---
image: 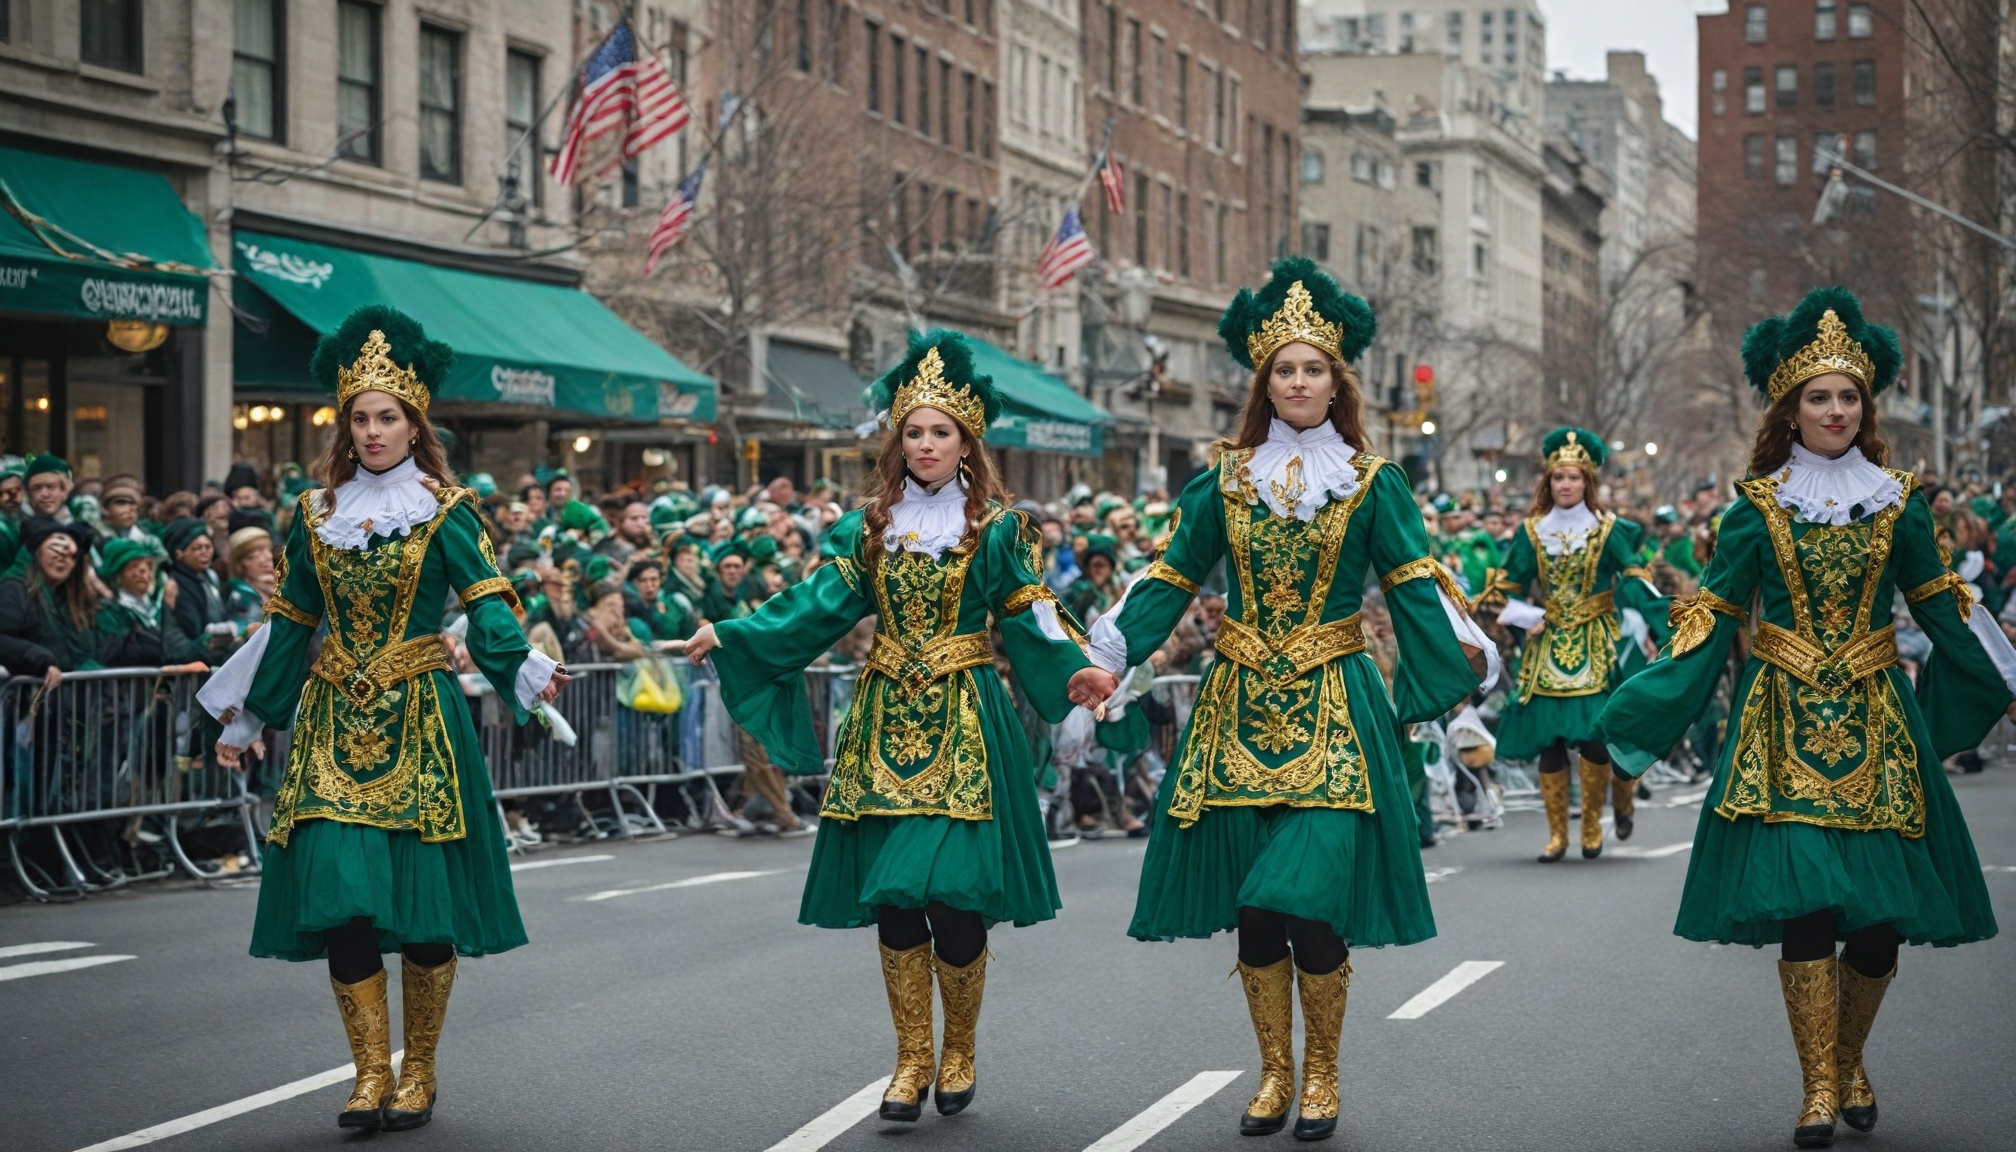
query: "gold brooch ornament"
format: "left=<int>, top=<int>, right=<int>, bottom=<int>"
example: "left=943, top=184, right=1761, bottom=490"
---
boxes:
left=1766, top=309, right=1875, bottom=402
left=337, top=329, right=433, bottom=415
left=1546, top=429, right=1597, bottom=473
left=1247, top=281, right=1346, bottom=367
left=888, top=347, right=989, bottom=437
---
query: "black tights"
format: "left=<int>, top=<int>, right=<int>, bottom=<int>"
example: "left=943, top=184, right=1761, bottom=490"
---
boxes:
left=325, top=916, right=455, bottom=985
left=876, top=903, right=987, bottom=968
left=1781, top=910, right=1899, bottom=977
left=1537, top=739, right=1611, bottom=774
left=1236, top=906, right=1348, bottom=976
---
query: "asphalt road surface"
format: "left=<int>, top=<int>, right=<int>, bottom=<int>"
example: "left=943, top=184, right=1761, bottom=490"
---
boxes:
left=6, top=764, right=2014, bottom=1152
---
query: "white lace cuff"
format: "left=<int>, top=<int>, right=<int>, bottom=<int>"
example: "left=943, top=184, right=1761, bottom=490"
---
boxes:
left=1497, top=597, right=1546, bottom=630
left=1965, top=602, right=2016, bottom=697
left=196, top=622, right=271, bottom=725
left=219, top=708, right=265, bottom=749
left=515, top=649, right=559, bottom=711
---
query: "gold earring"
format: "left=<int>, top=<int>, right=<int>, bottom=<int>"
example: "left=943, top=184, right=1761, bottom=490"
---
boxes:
left=347, top=447, right=358, bottom=461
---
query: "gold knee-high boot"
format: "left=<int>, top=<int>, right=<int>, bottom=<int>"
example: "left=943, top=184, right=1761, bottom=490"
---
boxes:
left=330, top=969, right=395, bottom=1130
left=1836, top=961, right=1895, bottom=1133
left=1779, top=957, right=1840, bottom=1148
left=1578, top=759, right=1608, bottom=858
left=878, top=943, right=936, bottom=1122
left=1293, top=961, right=1350, bottom=1142
left=383, top=955, right=457, bottom=1131
left=1537, top=770, right=1570, bottom=862
left=932, top=951, right=986, bottom=1116
left=1610, top=772, right=1636, bottom=840
left=1236, top=958, right=1295, bottom=1135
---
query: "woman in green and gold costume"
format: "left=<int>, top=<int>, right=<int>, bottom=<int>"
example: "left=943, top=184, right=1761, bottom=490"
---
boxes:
left=203, top=307, right=566, bottom=1134
left=1475, top=428, right=1666, bottom=861
left=684, top=331, right=1114, bottom=1124
left=1085, top=259, right=1494, bottom=1142
left=1601, top=288, right=2009, bottom=1149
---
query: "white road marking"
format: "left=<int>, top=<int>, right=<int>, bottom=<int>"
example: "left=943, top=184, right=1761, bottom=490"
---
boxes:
left=762, top=1076, right=891, bottom=1151
left=0, top=955, right=135, bottom=982
left=1083, top=1070, right=1243, bottom=1152
left=72, top=1051, right=404, bottom=1151
left=582, top=868, right=788, bottom=902
left=1984, top=865, right=2016, bottom=873
left=0, top=940, right=94, bottom=960
left=1423, top=866, right=1462, bottom=883
left=1665, top=790, right=1709, bottom=808
left=1387, top=961, right=1505, bottom=1020
left=509, top=853, right=615, bottom=872
left=1610, top=841, right=1693, bottom=859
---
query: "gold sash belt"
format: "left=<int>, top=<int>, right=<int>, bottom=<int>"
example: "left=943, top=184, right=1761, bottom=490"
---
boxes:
left=866, top=630, right=995, bottom=691
left=1752, top=622, right=1898, bottom=695
left=1215, top=613, right=1366, bottom=682
left=1546, top=590, right=1616, bottom=630
left=312, top=633, right=452, bottom=708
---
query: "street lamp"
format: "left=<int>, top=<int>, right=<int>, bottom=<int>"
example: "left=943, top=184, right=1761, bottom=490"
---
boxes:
left=1420, top=419, right=1437, bottom=436
left=1494, top=468, right=1507, bottom=482
left=1644, top=441, right=1659, bottom=456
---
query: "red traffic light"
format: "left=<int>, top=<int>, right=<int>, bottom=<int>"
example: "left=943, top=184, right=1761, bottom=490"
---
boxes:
left=1413, top=364, right=1434, bottom=384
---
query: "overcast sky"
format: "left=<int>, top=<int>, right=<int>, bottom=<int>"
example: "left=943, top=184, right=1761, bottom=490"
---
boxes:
left=1538, top=0, right=1730, bottom=137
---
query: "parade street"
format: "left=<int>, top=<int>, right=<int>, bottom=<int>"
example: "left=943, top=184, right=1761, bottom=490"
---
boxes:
left=6, top=767, right=2013, bottom=1152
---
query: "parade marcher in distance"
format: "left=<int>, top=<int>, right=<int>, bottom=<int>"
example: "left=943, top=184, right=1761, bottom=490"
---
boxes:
left=201, top=306, right=568, bottom=1134
left=683, top=330, right=1116, bottom=1124
left=1472, top=429, right=1668, bottom=860
left=1084, top=258, right=1496, bottom=1142
left=1599, top=287, right=2012, bottom=1149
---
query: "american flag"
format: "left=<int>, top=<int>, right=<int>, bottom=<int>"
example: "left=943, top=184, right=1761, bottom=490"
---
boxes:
left=1037, top=207, right=1096, bottom=289
left=551, top=19, right=691, bottom=187
left=645, top=164, right=706, bottom=274
left=1096, top=148, right=1126, bottom=215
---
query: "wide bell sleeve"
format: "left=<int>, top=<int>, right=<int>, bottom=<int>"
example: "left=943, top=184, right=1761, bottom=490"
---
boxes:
left=1609, top=517, right=1673, bottom=648
left=1368, top=465, right=1492, bottom=722
left=201, top=500, right=326, bottom=746
left=1086, top=464, right=1226, bottom=674
left=712, top=512, right=875, bottom=773
left=1599, top=500, right=1765, bottom=777
left=1895, top=491, right=2016, bottom=758
left=437, top=499, right=550, bottom=723
left=1480, top=528, right=1543, bottom=628
left=985, top=511, right=1092, bottom=723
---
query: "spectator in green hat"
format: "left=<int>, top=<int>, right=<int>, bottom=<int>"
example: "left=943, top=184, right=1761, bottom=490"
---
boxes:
left=98, top=536, right=203, bottom=668
left=1067, top=533, right=1122, bottom=623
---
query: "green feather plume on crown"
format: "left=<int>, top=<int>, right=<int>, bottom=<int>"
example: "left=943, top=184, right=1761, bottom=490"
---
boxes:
left=1741, top=285, right=1901, bottom=399
left=1216, top=256, right=1378, bottom=369
left=866, top=329, right=1002, bottom=430
left=309, top=305, right=455, bottom=394
left=1542, top=426, right=1608, bottom=470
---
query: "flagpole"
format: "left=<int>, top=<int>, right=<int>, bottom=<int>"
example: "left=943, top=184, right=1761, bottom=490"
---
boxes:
left=1017, top=118, right=1116, bottom=334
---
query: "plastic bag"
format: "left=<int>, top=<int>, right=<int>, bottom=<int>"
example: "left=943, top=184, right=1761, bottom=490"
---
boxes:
left=618, top=656, right=685, bottom=714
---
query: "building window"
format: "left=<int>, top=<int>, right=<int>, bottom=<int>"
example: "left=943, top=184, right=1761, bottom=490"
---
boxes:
left=1447, top=10, right=1462, bottom=49
left=232, top=0, right=283, bottom=140
left=794, top=0, right=812, bottom=71
left=1854, top=129, right=1877, bottom=168
left=81, top=0, right=143, bottom=73
left=1160, top=182, right=1173, bottom=269
left=962, top=70, right=976, bottom=152
left=1228, top=78, right=1241, bottom=154
left=940, top=59, right=952, bottom=145
left=1126, top=17, right=1142, bottom=107
left=1103, top=3, right=1118, bottom=92
left=418, top=25, right=461, bottom=183
left=1133, top=172, right=1149, bottom=266
left=1815, top=0, right=1837, bottom=39
left=1853, top=59, right=1876, bottom=104
left=1744, top=66, right=1765, bottom=114
left=1812, top=131, right=1841, bottom=172
left=1776, top=65, right=1798, bottom=108
left=1745, top=4, right=1767, bottom=42
left=980, top=79, right=994, bottom=159
left=505, top=50, right=540, bottom=205
left=1302, top=148, right=1324, bottom=184
left=1472, top=240, right=1489, bottom=277
left=1814, top=61, right=1835, bottom=107
left=891, top=34, right=906, bottom=125
left=1711, top=67, right=1727, bottom=116
left=1175, top=51, right=1189, bottom=134
left=1775, top=135, right=1797, bottom=184
left=1480, top=9, right=1491, bottom=50
left=821, top=0, right=843, bottom=82
left=1411, top=226, right=1437, bottom=274
left=1416, top=161, right=1434, bottom=188
left=865, top=20, right=882, bottom=112
left=1215, top=203, right=1229, bottom=284
left=1503, top=6, right=1516, bottom=64
left=1744, top=133, right=1766, bottom=179
left=1303, top=222, right=1331, bottom=263
left=1151, top=33, right=1165, bottom=116
left=1847, top=3, right=1872, bottom=37
left=916, top=45, right=929, bottom=134
left=1177, top=190, right=1190, bottom=277
left=336, top=0, right=381, bottom=163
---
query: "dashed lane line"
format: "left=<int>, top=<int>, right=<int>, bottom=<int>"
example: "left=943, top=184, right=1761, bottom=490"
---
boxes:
left=72, top=1051, right=404, bottom=1152
left=1609, top=841, right=1694, bottom=859
left=763, top=1077, right=892, bottom=1151
left=1423, top=866, right=1462, bottom=883
left=1082, top=1070, right=1244, bottom=1152
left=1387, top=961, right=1505, bottom=1020
left=509, top=853, right=615, bottom=872
left=0, top=941, right=94, bottom=960
left=0, top=955, right=135, bottom=983
left=581, top=868, right=790, bottom=902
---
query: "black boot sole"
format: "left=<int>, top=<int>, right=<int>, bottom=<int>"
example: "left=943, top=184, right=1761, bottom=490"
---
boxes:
left=1293, top=1117, right=1337, bottom=1141
left=1240, top=1112, right=1289, bottom=1136
left=381, top=1106, right=434, bottom=1132
left=935, top=1083, right=974, bottom=1116
left=879, top=1097, right=924, bottom=1122
left=1793, top=1122, right=1835, bottom=1148
left=1614, top=816, right=1634, bottom=840
left=337, top=1109, right=383, bottom=1131
left=1582, top=846, right=1602, bottom=859
left=1841, top=1105, right=1877, bottom=1133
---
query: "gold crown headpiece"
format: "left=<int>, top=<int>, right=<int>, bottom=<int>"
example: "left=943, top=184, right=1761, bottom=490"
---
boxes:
left=337, top=329, right=433, bottom=415
left=1765, top=309, right=1874, bottom=402
left=888, top=347, right=989, bottom=436
left=1247, top=281, right=1345, bottom=367
left=1546, top=430, right=1598, bottom=473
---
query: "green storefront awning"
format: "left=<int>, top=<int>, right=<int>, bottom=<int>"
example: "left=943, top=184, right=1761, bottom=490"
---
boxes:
left=757, top=340, right=869, bottom=429
left=233, top=230, right=715, bottom=422
left=966, top=338, right=1108, bottom=457
left=0, top=144, right=214, bottom=324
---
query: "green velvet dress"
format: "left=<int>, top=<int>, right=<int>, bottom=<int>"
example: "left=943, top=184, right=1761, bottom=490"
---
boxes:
left=1101, top=454, right=1484, bottom=947
left=1601, top=475, right=2002, bottom=948
left=240, top=489, right=532, bottom=961
left=712, top=505, right=1091, bottom=930
left=1488, top=512, right=1666, bottom=760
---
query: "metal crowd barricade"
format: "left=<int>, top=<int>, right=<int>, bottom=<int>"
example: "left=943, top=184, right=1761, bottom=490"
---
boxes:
left=2, top=667, right=262, bottom=901
left=670, top=663, right=853, bottom=820
left=475, top=662, right=642, bottom=846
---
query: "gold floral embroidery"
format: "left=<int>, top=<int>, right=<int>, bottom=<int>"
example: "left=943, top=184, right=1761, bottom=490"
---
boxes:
left=1515, top=513, right=1620, bottom=701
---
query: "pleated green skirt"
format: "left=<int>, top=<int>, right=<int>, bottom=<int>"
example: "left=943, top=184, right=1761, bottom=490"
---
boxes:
left=798, top=673, right=1061, bottom=930
left=1128, top=656, right=1437, bottom=948
left=1496, top=690, right=1610, bottom=761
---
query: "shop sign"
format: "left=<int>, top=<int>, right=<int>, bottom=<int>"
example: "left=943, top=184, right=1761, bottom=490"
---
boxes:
left=1022, top=419, right=1095, bottom=454
left=80, top=278, right=203, bottom=322
left=491, top=364, right=556, bottom=406
left=658, top=382, right=699, bottom=419
left=236, top=241, right=334, bottom=288
left=0, top=264, right=35, bottom=290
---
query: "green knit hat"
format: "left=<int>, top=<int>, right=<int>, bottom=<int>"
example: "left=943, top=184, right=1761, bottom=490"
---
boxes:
left=1542, top=426, right=1608, bottom=472
left=25, top=454, right=71, bottom=480
left=98, top=536, right=165, bottom=583
left=559, top=500, right=607, bottom=536
left=1218, top=256, right=1377, bottom=369
left=1742, top=286, right=1901, bottom=402
left=1083, top=533, right=1118, bottom=565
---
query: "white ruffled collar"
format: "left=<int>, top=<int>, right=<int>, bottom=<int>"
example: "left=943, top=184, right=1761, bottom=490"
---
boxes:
left=883, top=476, right=968, bottom=560
left=1534, top=502, right=1601, bottom=557
left=1241, top=419, right=1360, bottom=523
left=314, top=457, right=443, bottom=551
left=1773, top=444, right=1903, bottom=526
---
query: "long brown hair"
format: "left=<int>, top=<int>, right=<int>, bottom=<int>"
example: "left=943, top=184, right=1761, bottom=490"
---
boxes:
left=1527, top=464, right=1607, bottom=519
left=1212, top=347, right=1372, bottom=456
left=857, top=413, right=1009, bottom=576
left=27, top=539, right=99, bottom=630
left=1747, top=377, right=1890, bottom=476
left=312, top=393, right=456, bottom=513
